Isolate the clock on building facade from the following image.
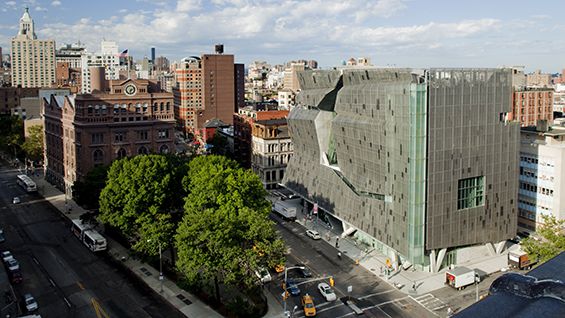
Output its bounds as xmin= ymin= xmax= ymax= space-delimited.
xmin=124 ymin=84 xmax=137 ymax=96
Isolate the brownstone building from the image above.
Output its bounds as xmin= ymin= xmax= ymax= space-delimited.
xmin=234 ymin=107 xmax=292 ymax=182
xmin=43 ymin=71 xmax=175 ymax=193
xmin=511 ymin=88 xmax=553 ymax=127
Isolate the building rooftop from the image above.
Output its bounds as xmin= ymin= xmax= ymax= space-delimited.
xmin=456 ymin=252 xmax=565 ymax=318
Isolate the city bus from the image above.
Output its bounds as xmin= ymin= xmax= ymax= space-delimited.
xmin=16 ymin=174 xmax=37 ymax=193
xmin=70 ymin=219 xmax=107 ymax=252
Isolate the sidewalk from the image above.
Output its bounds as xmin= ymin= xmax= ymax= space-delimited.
xmin=31 ymin=174 xmax=223 ymax=318
xmin=296 ymin=217 xmax=510 ymax=297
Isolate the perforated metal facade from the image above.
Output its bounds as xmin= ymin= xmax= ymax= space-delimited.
xmin=283 ymin=68 xmax=519 ymax=266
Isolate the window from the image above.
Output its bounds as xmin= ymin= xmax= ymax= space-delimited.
xmin=114 ymin=132 xmax=125 ymax=142
xmin=457 ymin=176 xmax=485 ymax=210
xmin=159 ymin=144 xmax=169 ymax=154
xmin=138 ymin=130 xmax=149 ymax=140
xmin=138 ymin=146 xmax=148 ymax=155
xmin=157 ymin=129 xmax=169 ymax=139
xmin=93 ymin=149 xmax=103 ymax=163
xmin=117 ymin=148 xmax=127 ymax=159
xmin=91 ymin=133 xmax=104 ymax=144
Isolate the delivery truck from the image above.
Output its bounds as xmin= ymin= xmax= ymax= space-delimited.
xmin=445 ymin=267 xmax=478 ymax=290
xmin=508 ymin=251 xmax=537 ymax=270
xmin=273 ymin=199 xmax=300 ymax=220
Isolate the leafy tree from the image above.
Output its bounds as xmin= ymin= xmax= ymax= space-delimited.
xmin=73 ymin=165 xmax=109 ymax=210
xmin=21 ymin=124 xmax=44 ymax=162
xmin=0 ymin=116 xmax=24 ymax=158
xmin=99 ymin=154 xmax=189 ymax=255
xmin=208 ymin=130 xmax=231 ymax=157
xmin=521 ymin=215 xmax=565 ymax=264
xmin=175 ymin=155 xmax=285 ymax=301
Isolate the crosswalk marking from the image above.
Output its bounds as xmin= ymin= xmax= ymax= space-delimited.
xmin=411 ymin=293 xmax=447 ymax=312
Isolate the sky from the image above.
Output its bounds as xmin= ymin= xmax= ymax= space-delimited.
xmin=0 ymin=0 xmax=563 ymax=72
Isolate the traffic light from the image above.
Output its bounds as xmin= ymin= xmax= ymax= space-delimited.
xmin=329 ymin=276 xmax=334 ymax=287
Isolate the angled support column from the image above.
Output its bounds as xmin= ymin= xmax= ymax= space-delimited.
xmin=495 ymin=241 xmax=506 ymax=254
xmin=429 ymin=248 xmax=447 ymax=273
xmin=485 ymin=243 xmax=496 ymax=256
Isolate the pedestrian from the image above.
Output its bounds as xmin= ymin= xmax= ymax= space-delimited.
xmin=337 ymin=252 xmax=342 ymax=259
xmin=412 ymin=281 xmax=416 ymax=291
xmin=447 ymin=307 xmax=453 ymax=317
xmin=335 ymin=236 xmax=340 ymax=248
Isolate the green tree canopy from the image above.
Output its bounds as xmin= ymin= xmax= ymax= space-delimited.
xmin=99 ymin=154 xmax=189 ymax=254
xmin=175 ymin=155 xmax=285 ymax=297
xmin=72 ymin=164 xmax=109 ymax=210
xmin=22 ymin=124 xmax=44 ymax=162
xmin=0 ymin=116 xmax=24 ymax=158
xmin=521 ymin=215 xmax=565 ymax=264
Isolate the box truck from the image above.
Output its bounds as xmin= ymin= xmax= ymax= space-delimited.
xmin=508 ymin=251 xmax=537 ymax=270
xmin=446 ymin=267 xmax=478 ymax=290
xmin=273 ymin=199 xmax=300 ymax=220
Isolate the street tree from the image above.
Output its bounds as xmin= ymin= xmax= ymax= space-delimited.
xmin=99 ymin=154 xmax=189 ymax=255
xmin=72 ymin=164 xmax=109 ymax=210
xmin=521 ymin=215 xmax=565 ymax=264
xmin=21 ymin=124 xmax=44 ymax=163
xmin=0 ymin=116 xmax=24 ymax=159
xmin=175 ymin=155 xmax=286 ymax=301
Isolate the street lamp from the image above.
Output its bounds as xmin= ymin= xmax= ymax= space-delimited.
xmin=283 ymin=265 xmax=305 ymax=317
xmin=147 ymin=239 xmax=163 ymax=292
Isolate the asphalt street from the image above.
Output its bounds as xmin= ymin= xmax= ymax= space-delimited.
xmin=0 ymin=165 xmax=184 ymax=318
xmin=267 ymin=213 xmax=435 ymax=318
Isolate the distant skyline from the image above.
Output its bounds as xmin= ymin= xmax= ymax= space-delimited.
xmin=1 ymin=0 xmax=564 ymax=72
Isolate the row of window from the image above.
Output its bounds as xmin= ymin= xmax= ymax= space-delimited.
xmin=457 ymin=176 xmax=485 ymax=210
xmin=519 ymin=182 xmax=554 ymax=196
xmin=91 ymin=129 xmax=170 ymax=144
xmin=520 ymin=155 xmax=555 ymax=168
xmin=92 ymin=145 xmax=169 ymax=162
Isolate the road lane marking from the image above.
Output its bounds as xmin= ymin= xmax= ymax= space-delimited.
xmin=332 ymin=296 xmax=410 ymax=318
xmin=358 ymin=289 xmax=395 ymax=300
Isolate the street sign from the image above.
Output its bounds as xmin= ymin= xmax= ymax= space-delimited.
xmin=313 ymin=203 xmax=318 ymax=214
xmin=347 ymin=285 xmax=353 ymax=293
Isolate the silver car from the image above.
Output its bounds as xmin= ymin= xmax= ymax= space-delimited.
xmin=306 ymin=230 xmax=321 ymax=240
xmin=318 ymin=282 xmax=337 ymax=301
xmin=24 ymin=293 xmax=38 ymax=312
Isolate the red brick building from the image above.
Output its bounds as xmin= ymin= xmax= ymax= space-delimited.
xmin=511 ymin=89 xmax=553 ymax=127
xmin=43 ymin=72 xmax=175 ymax=194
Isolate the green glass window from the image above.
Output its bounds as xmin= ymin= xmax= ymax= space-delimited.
xmin=457 ymin=176 xmax=485 ymax=210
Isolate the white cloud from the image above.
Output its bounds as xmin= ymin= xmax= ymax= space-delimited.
xmin=35 ymin=0 xmax=502 ymax=67
xmin=35 ymin=6 xmax=47 ymax=12
xmin=51 ymin=0 xmax=61 ymax=6
xmin=5 ymin=1 xmax=16 ymax=7
xmin=176 ymin=0 xmax=202 ymax=12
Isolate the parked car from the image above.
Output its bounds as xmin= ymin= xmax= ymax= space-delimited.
xmin=2 ymin=250 xmax=13 ymax=263
xmin=12 ymin=197 xmax=20 ymax=204
xmin=254 ymin=267 xmax=272 ymax=284
xmin=318 ymin=282 xmax=337 ymax=301
xmin=286 ymin=279 xmax=301 ymax=296
xmin=301 ymin=294 xmax=316 ymax=317
xmin=306 ymin=230 xmax=321 ymax=240
xmin=24 ymin=293 xmax=38 ymax=312
xmin=9 ymin=269 xmax=22 ymax=284
xmin=295 ymin=264 xmax=312 ymax=278
xmin=6 ymin=258 xmax=19 ymax=271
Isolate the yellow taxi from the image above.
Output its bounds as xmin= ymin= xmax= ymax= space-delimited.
xmin=274 ymin=264 xmax=285 ymax=273
xmin=301 ymin=294 xmax=316 ymax=316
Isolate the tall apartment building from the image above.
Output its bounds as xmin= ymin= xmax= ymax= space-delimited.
xmin=234 ymin=108 xmax=293 ymax=187
xmin=234 ymin=63 xmax=245 ymax=110
xmin=173 ymin=46 xmax=236 ymax=139
xmin=283 ymin=63 xmax=305 ymax=92
xmin=43 ymin=69 xmax=175 ymax=194
xmin=526 ymin=70 xmax=552 ymax=88
xmin=511 ymin=88 xmax=553 ymax=127
xmin=519 ymin=126 xmax=565 ymax=232
xmin=56 ymin=43 xmax=86 ymax=68
xmin=283 ymin=68 xmax=520 ymax=272
xmin=11 ymin=8 xmax=55 ymax=88
xmin=81 ymin=41 xmax=122 ymax=93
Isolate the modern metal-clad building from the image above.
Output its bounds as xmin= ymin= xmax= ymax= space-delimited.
xmin=282 ymin=68 xmax=520 ymax=271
